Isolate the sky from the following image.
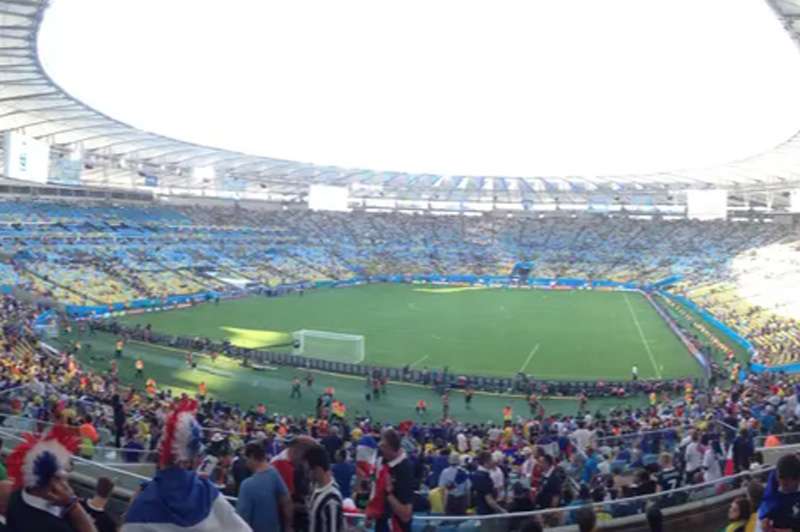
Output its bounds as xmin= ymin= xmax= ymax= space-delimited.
xmin=37 ymin=0 xmax=800 ymax=178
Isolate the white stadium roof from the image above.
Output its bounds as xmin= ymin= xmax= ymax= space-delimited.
xmin=1 ymin=0 xmax=800 ymax=206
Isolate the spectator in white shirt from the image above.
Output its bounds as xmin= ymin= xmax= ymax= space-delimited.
xmin=684 ymin=431 xmax=704 ymax=483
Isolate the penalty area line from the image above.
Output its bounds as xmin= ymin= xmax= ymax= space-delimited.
xmin=409 ymin=355 xmax=429 ymax=368
xmin=518 ymin=344 xmax=540 ymax=374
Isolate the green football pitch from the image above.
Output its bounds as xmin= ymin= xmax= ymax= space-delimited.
xmin=117 ymin=283 xmax=702 ymax=381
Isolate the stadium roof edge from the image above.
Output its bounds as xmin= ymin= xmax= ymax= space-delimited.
xmin=0 ymin=0 xmax=799 ymax=202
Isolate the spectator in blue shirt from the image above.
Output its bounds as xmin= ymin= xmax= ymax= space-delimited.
xmin=331 ymin=450 xmax=355 ymax=500
xmin=236 ymin=442 xmax=293 ymax=532
xmin=582 ymin=448 xmax=599 ymax=484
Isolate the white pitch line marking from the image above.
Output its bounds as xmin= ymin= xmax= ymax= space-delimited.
xmin=623 ymin=293 xmax=661 ymax=379
xmin=409 ymin=355 xmax=429 ymax=368
xmin=518 ymin=343 xmax=540 ymax=374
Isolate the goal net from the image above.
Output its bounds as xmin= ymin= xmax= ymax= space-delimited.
xmin=292 ymin=329 xmax=365 ymax=364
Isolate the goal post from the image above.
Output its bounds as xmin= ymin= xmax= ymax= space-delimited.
xmin=292 ymin=329 xmax=365 ymax=364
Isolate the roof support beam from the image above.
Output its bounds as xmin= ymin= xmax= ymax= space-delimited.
xmin=45 ymin=123 xmax=128 ymax=139
xmin=0 ymin=102 xmax=81 ymax=119
xmin=14 ymin=113 xmax=102 ymax=130
xmin=121 ymin=141 xmax=186 ymax=156
xmin=72 ymin=130 xmax=148 ymax=145
xmin=0 ymin=90 xmax=60 ymax=103
xmin=142 ymin=147 xmax=213 ymax=162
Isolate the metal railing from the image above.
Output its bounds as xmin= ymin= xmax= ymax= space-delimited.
xmin=342 ymin=466 xmax=772 ymax=531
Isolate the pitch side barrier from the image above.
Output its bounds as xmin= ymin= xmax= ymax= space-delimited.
xmin=100 ymin=318 xmax=685 ymax=397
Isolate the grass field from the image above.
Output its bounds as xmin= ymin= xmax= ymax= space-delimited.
xmin=58 ymin=330 xmax=649 ymax=425
xmin=118 ymin=283 xmax=701 ymax=381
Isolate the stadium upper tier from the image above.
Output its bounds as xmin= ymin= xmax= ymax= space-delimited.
xmin=0 ymin=200 xmax=798 ymax=365
xmin=1 ymin=0 xmax=800 ymax=205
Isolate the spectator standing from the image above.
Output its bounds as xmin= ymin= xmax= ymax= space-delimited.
xmin=111 ymin=395 xmax=125 ymax=449
xmin=305 ymin=446 xmax=343 ymax=532
xmin=271 ymin=435 xmax=316 ymax=532
xmin=733 ymin=429 xmax=754 ymax=473
xmin=321 ymin=427 xmax=343 ymax=461
xmin=535 ymin=454 xmax=562 ymax=509
xmin=702 ymin=438 xmax=723 ymax=483
xmin=366 ymin=429 xmax=414 ymax=532
xmin=684 ymin=432 xmax=703 ymax=483
xmin=438 ymin=453 xmax=470 ymax=515
xmin=80 ymin=477 xmax=118 ymax=532
xmin=236 ymin=442 xmax=293 ymax=532
xmin=331 ymin=451 xmax=355 ymax=501
xmin=471 ymin=451 xmax=506 ymax=516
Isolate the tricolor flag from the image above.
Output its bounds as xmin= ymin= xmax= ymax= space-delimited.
xmin=356 ymin=435 xmax=378 ymax=477
xmin=121 ymin=467 xmax=250 ymax=532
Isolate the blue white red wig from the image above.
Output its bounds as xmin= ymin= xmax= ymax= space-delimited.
xmin=6 ymin=425 xmax=79 ymax=490
xmin=159 ymin=398 xmax=205 ymax=468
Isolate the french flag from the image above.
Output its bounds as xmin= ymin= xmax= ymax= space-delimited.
xmin=356 ymin=435 xmax=378 ymax=477
xmin=121 ymin=467 xmax=251 ymax=532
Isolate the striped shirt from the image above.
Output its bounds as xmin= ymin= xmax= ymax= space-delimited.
xmin=309 ymin=479 xmax=344 ymax=532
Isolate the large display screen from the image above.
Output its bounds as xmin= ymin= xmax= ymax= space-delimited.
xmin=3 ymin=131 xmax=51 ymax=183
xmin=308 ymin=184 xmax=350 ymax=211
xmin=687 ymin=189 xmax=727 ymax=220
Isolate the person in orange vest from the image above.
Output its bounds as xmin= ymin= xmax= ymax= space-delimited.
xmin=79 ymin=415 xmax=99 ymax=445
xmin=649 ymin=391 xmax=657 ymax=407
xmin=115 ymin=338 xmax=124 ymax=358
xmin=146 ymin=378 xmax=157 ymax=397
xmin=503 ymin=405 xmax=513 ymax=424
xmin=198 ymin=381 xmax=208 ymax=399
xmin=416 ymin=399 xmax=427 ymax=415
xmin=764 ymin=432 xmax=782 ymax=448
xmin=134 ymin=357 xmax=144 ymax=378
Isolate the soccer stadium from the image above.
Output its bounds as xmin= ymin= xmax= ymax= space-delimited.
xmin=1 ymin=0 xmax=800 ymax=531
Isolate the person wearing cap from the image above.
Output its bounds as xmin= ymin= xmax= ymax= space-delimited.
xmin=438 ymin=452 xmax=470 ymax=515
